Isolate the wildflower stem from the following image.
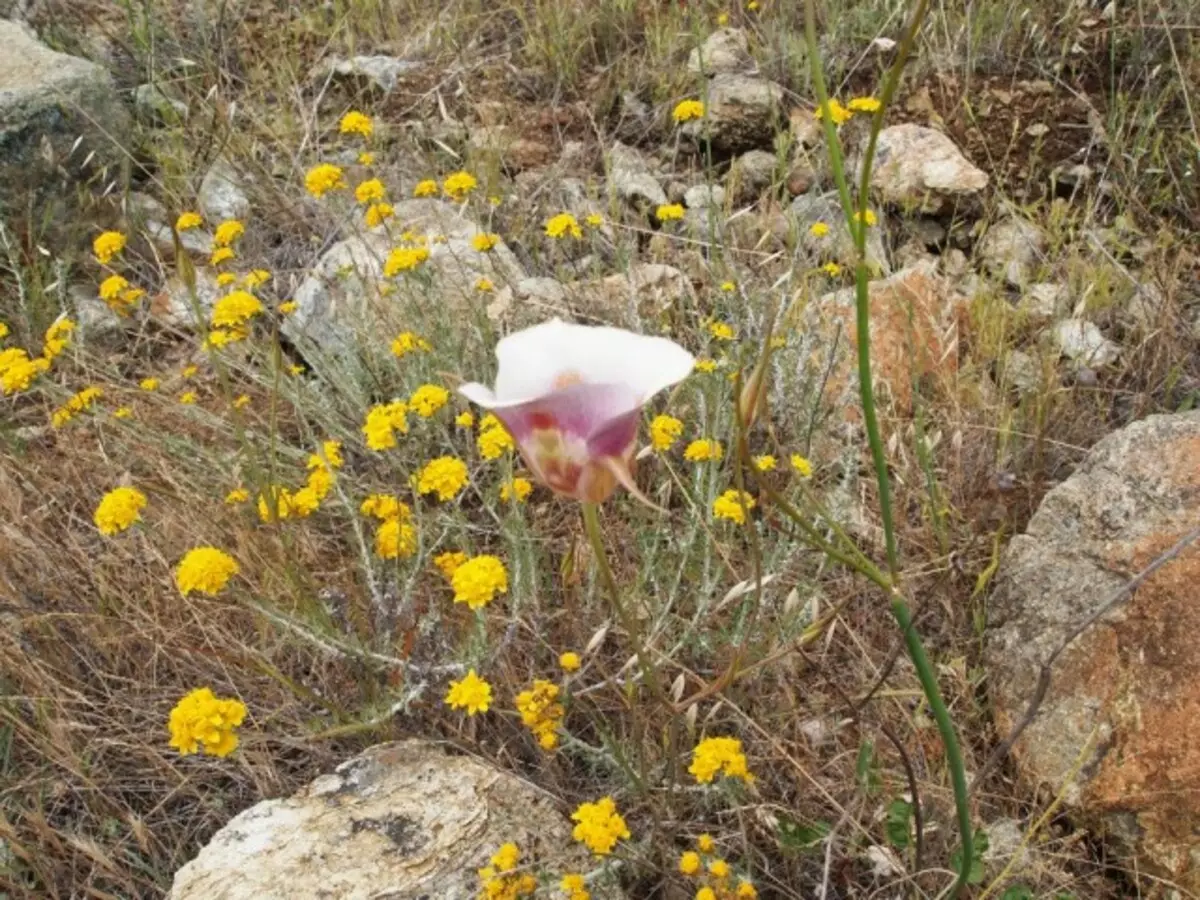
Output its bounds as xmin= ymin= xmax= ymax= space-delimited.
xmin=803 ymin=0 xmax=973 ymax=893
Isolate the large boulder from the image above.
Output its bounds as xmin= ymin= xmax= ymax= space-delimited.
xmin=987 ymin=411 xmax=1200 ymax=894
xmin=170 ymin=740 xmax=624 ymax=900
xmin=687 ymin=28 xmax=753 ymax=76
xmin=683 ymin=74 xmax=784 ymax=152
xmin=978 ymin=215 xmax=1047 ymax=288
xmin=0 ymin=19 xmax=129 ymax=227
xmin=284 ymin=199 xmax=525 ymax=356
xmin=865 ymin=124 xmax=988 ymax=214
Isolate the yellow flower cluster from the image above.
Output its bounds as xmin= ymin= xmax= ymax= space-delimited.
xmin=0 ymin=347 xmax=50 ymax=394
xmin=390 ymin=331 xmax=431 ymax=358
xmin=516 ymin=679 xmax=564 ymax=749
xmin=413 ymin=178 xmax=438 ymax=197
xmin=175 ymin=546 xmax=239 ymax=596
xmin=93 ymin=230 xmax=126 ymax=264
xmin=93 ymin=485 xmax=147 ymax=535
xmin=689 ymin=735 xmax=752 ymax=783
xmin=499 ymin=477 xmax=532 ymax=503
xmin=363 ymin=401 xmax=409 ymax=450
xmin=450 ymin=554 xmax=507 ymax=609
xmin=752 ymin=454 xmax=776 ymax=472
xmin=570 ymin=796 xmax=629 ymax=856
xmin=476 ymin=841 xmax=536 ymax=900
xmin=815 ymin=96 xmax=880 ymax=126
xmin=712 ymin=489 xmax=756 ymax=525
xmin=559 ymin=651 xmax=581 ymax=672
xmin=340 ymin=110 xmax=373 ymax=138
xmin=478 ymin=415 xmax=514 ymax=460
xmin=472 ymin=232 xmax=499 ymax=252
xmin=211 ymin=219 xmax=244 ymax=266
xmin=673 ymin=99 xmax=705 ymax=122
xmin=434 ymin=550 xmax=468 ymax=580
xmin=544 ymin=212 xmax=582 ymax=239
xmin=176 ymin=211 xmax=202 ymax=231
xmin=655 ymin=203 xmax=685 ymax=222
xmin=560 ymin=873 xmax=590 ymax=900
xmin=442 ymin=170 xmax=478 ymax=201
xmin=409 ymin=383 xmax=449 ymax=418
xmin=257 ymin=440 xmax=342 ymax=522
xmin=305 ymin=163 xmax=346 ymax=199
xmin=416 ymin=455 xmax=468 ymax=501
xmin=708 ymin=321 xmax=735 ymax=341
xmin=168 ymin=687 xmax=247 ymax=757
xmin=383 ymin=244 xmax=430 ymax=276
xmin=51 ymin=385 xmax=102 ymax=427
xmin=790 ymin=454 xmax=813 ymax=478
xmin=98 ymin=273 xmax=145 ymax=314
xmin=679 ymin=833 xmax=757 ymax=899
xmin=649 ymin=414 xmax=683 ymax=452
xmin=444 ymin=669 xmax=492 ymax=715
xmin=362 ymin=493 xmax=416 ymax=560
xmin=684 ymin=439 xmax=723 ymax=462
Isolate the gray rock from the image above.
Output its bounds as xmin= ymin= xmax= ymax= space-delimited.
xmin=789 ymin=191 xmax=890 ymax=276
xmin=0 ymin=20 xmax=130 ymax=230
xmin=726 ymin=149 xmax=778 ymax=204
xmin=978 ymin=216 xmax=1046 ymax=287
xmin=986 ymin=411 xmax=1200 ymax=893
xmin=154 ymin=268 xmax=223 ymax=329
xmin=317 ymin=55 xmax=420 ymax=93
xmin=999 ymin=349 xmax=1041 ymax=395
xmin=285 ymin=199 xmax=524 ymax=356
xmin=607 ymin=141 xmax=667 ymax=209
xmin=198 ymin=157 xmax=250 ymax=224
xmin=170 ymin=740 xmax=625 ymax=900
xmin=686 ymin=28 xmax=753 ymax=76
xmin=981 ymin=819 xmax=1030 ymax=873
xmin=682 ymin=73 xmax=784 ymax=152
xmin=127 ymin=191 xmax=212 ymax=257
xmin=1019 ymin=282 xmax=1071 ymax=324
xmin=134 ymin=82 xmax=188 ymax=124
xmin=69 ymin=283 xmax=124 ymax=340
xmin=865 ymin=124 xmax=987 ymax=213
xmin=683 ymin=183 xmax=725 ymax=209
xmin=1049 ymin=318 xmax=1120 ymax=367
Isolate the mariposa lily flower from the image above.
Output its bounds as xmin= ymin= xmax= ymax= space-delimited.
xmin=459 ymin=319 xmax=695 ymax=504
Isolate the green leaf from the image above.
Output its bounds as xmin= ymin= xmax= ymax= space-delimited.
xmin=1001 ymin=886 xmax=1034 ymax=900
xmin=775 ymin=815 xmax=831 ymax=852
xmin=950 ymin=828 xmax=988 ymax=884
xmin=855 ymin=738 xmax=880 ymax=795
xmin=885 ymin=798 xmax=913 ymax=849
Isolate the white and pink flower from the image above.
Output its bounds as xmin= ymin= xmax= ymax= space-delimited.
xmin=459 ymin=320 xmax=694 ymax=504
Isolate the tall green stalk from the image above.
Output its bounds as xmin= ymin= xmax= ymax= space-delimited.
xmin=802 ymin=1 xmax=973 ymax=894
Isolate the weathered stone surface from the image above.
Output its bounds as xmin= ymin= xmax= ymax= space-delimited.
xmin=1018 ymin=281 xmax=1070 ymax=324
xmin=468 ymin=124 xmax=554 ymax=172
xmin=134 ymin=82 xmax=188 ymax=124
xmin=128 ymin=192 xmax=213 ymax=258
xmin=316 ymin=55 xmax=421 ymax=93
xmin=150 ymin=268 xmax=222 ymax=329
xmin=170 ymin=740 xmax=624 ymax=900
xmin=987 ymin=411 xmax=1200 ymax=893
xmin=801 ymin=261 xmax=961 ymax=421
xmin=978 ymin=216 xmax=1046 ymax=288
xmin=608 ymin=141 xmax=667 ymax=210
xmin=687 ymin=28 xmax=753 ymax=76
xmin=198 ymin=157 xmax=250 ymax=225
xmin=683 ymin=183 xmax=725 ymax=209
xmin=726 ymin=149 xmax=778 ymax=204
xmin=789 ymin=191 xmax=890 ymax=276
xmin=0 ymin=19 xmax=129 ymax=225
xmin=285 ymin=199 xmax=524 ymax=355
xmin=682 ymin=74 xmax=784 ymax=152
xmin=866 ymin=124 xmax=988 ymax=213
xmin=1049 ymin=318 xmax=1120 ymax=368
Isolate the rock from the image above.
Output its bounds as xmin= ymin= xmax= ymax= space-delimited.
xmin=1049 ymin=318 xmax=1120 ymax=368
xmin=128 ymin=192 xmax=213 ymax=257
xmin=982 ymin=819 xmax=1030 ymax=873
xmin=198 ymin=158 xmax=250 ymax=224
xmin=986 ymin=410 xmax=1200 ymax=893
xmin=285 ymin=199 xmax=524 ymax=355
xmin=866 ymin=124 xmax=988 ymax=213
xmin=150 ymin=268 xmax=223 ymax=329
xmin=682 ymin=74 xmax=784 ymax=152
xmin=789 ymin=191 xmax=890 ymax=276
xmin=687 ymin=28 xmax=753 ymax=76
xmin=608 ymin=141 xmax=667 ymax=209
xmin=69 ymin=283 xmax=124 ymax=340
xmin=1019 ymin=282 xmax=1070 ymax=324
xmin=134 ymin=82 xmax=188 ymax=124
xmin=978 ymin=216 xmax=1046 ymax=288
xmin=789 ymin=106 xmax=824 ymax=149
xmin=998 ymin=349 xmax=1041 ymax=396
xmin=785 ymin=160 xmax=815 ymax=196
xmin=684 ymin=183 xmax=725 ymax=209
xmin=467 ymin=124 xmax=554 ymax=172
xmin=170 ymin=740 xmax=624 ymax=900
xmin=0 ymin=20 xmax=130 ymax=230
xmin=800 ymin=261 xmax=961 ymax=422
xmin=726 ymin=149 xmax=778 ymax=204
xmin=317 ymin=55 xmax=420 ymax=93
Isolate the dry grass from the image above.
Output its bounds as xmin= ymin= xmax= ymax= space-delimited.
xmin=1 ymin=0 xmax=1198 ymax=898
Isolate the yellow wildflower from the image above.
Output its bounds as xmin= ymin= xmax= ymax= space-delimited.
xmin=364 ymin=202 xmax=394 ymax=227
xmin=689 ymin=735 xmax=752 ymax=783
xmin=753 ymin=454 xmax=776 ymax=471
xmin=737 ymin=882 xmax=758 ymax=898
xmin=571 ymin=797 xmax=629 ymax=856
xmin=471 ymin=232 xmax=499 ymax=252
xmin=358 ymin=151 xmax=376 ymax=166
xmin=852 ymin=209 xmax=878 ymax=226
xmin=441 ymin=170 xmax=478 ymax=201
xmin=709 ymin=859 xmax=731 ymax=878
xmin=649 ymin=414 xmax=683 ymax=452
xmin=179 ymin=391 xmax=197 ymax=405
xmin=361 ymin=494 xmax=408 ymax=521
xmin=339 ymin=110 xmax=373 ymax=137
xmin=305 ymin=163 xmax=346 ymax=198
xmin=216 ymin=272 xmax=237 ymax=287
xmin=708 ymin=321 xmax=735 ymax=341
xmin=210 ymin=246 xmax=236 ymax=266
xmin=694 ymin=358 xmax=718 ymax=373
xmin=809 ymin=221 xmax=830 ymax=237
xmin=213 ymin=219 xmax=245 ymax=247
xmin=409 ymin=383 xmax=450 ymax=417
xmin=0 ymin=322 xmax=7 ymax=340
xmin=444 ymin=669 xmax=492 ymax=715
xmin=679 ymin=851 xmax=702 ymax=876
xmin=363 ymin=401 xmax=409 ymax=450
xmin=848 ymin=96 xmax=881 ymax=113
xmin=242 ymin=269 xmax=271 ymax=289
xmin=455 ymin=411 xmax=475 ymax=429
xmin=434 ymin=550 xmax=468 ymax=580
xmin=93 ymin=230 xmax=126 ymax=264
xmin=815 ymin=98 xmax=853 ymax=126
xmin=544 ymin=212 xmax=582 ymax=239
xmin=93 ymin=486 xmax=147 ymax=535
xmin=139 ymin=377 xmax=159 ymax=391
xmin=721 ymin=280 xmax=736 ymax=292
xmin=684 ymin=439 xmax=723 ymax=462
xmin=478 ymin=423 xmax=514 ymax=460
xmin=559 ymin=651 xmax=581 ymax=673
xmin=168 ymin=687 xmax=246 ymax=757
xmin=211 ymin=290 xmax=264 ymax=328
xmin=516 ymin=679 xmax=564 ymax=749
xmin=413 ymin=178 xmax=438 ymax=197
xmin=390 ymin=331 xmax=431 ymax=358
xmin=374 ymin=517 xmax=417 ymax=559
xmin=50 ymin=385 xmax=103 ymax=427
xmin=672 ymin=99 xmax=705 ymax=123
xmin=99 ymin=274 xmax=129 ymax=302
xmin=500 ymin=477 xmax=532 ymax=503
xmin=822 ymin=262 xmax=842 ymax=277
xmin=656 ymin=203 xmax=685 ymax=221
xmin=697 ymin=889 xmax=717 ymax=900
xmin=561 ymin=873 xmax=590 ymax=900
xmin=717 ymin=11 xmax=729 ymax=25
xmin=175 ymin=546 xmax=239 ymax=596
xmin=232 ymin=394 xmax=250 ymax=409
xmin=225 ymin=487 xmax=250 ymax=504
xmin=416 ymin=456 xmax=469 ymax=501
xmin=475 ymin=277 xmax=494 ymax=292
xmin=112 ymin=406 xmax=133 ymax=419
xmin=697 ymin=834 xmax=716 ymax=853
xmin=790 ymin=454 xmax=813 ymax=478
xmin=176 ymin=211 xmax=202 ymax=231
xmin=383 ymin=245 xmax=429 ymax=275
xmin=279 ymin=300 xmax=297 ymax=315
xmin=713 ymin=489 xmax=756 ymax=525
xmin=355 ymin=178 xmax=386 ymax=204
xmin=450 ymin=554 xmax=508 ymax=609
xmin=585 ymin=213 xmax=603 ymax=227
xmin=42 ymin=318 xmax=75 ymax=361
